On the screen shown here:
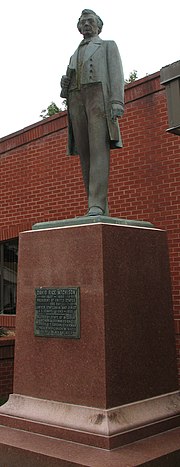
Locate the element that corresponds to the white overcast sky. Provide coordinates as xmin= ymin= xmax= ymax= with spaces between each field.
xmin=0 ymin=0 xmax=179 ymax=138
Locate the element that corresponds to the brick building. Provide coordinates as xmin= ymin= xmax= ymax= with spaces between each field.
xmin=0 ymin=70 xmax=180 ymax=395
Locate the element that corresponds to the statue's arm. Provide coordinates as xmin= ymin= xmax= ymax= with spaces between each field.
xmin=106 ymin=41 xmax=124 ymax=119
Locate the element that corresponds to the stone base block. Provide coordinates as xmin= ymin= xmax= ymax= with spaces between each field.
xmin=0 ymin=219 xmax=179 ymax=460
xmin=0 ymin=392 xmax=179 ymax=449
xmin=0 ymin=424 xmax=179 ymax=467
xmin=12 ymin=222 xmax=178 ymax=410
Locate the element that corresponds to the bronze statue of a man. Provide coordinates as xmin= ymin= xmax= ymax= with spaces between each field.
xmin=61 ymin=9 xmax=124 ymax=216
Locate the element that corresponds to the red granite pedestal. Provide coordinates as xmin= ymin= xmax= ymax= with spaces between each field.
xmin=0 ymin=220 xmax=179 ymax=465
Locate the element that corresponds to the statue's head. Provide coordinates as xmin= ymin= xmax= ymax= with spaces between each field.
xmin=77 ymin=9 xmax=103 ymax=37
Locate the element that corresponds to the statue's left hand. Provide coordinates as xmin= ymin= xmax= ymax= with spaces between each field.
xmin=111 ymin=103 xmax=124 ymax=121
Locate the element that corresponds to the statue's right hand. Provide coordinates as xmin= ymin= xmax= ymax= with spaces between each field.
xmin=60 ymin=75 xmax=70 ymax=89
xmin=60 ymin=75 xmax=70 ymax=98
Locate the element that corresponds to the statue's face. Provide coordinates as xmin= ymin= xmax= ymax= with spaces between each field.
xmin=79 ymin=13 xmax=99 ymax=38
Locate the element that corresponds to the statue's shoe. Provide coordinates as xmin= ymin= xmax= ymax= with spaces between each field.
xmin=86 ymin=206 xmax=105 ymax=216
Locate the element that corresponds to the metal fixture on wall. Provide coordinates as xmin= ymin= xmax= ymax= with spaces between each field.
xmin=160 ymin=60 xmax=180 ymax=136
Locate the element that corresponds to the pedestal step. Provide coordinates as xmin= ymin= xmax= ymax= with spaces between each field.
xmin=0 ymin=425 xmax=179 ymax=467
xmin=0 ymin=392 xmax=180 ymax=449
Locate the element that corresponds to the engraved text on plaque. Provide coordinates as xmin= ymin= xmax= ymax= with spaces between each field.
xmin=35 ymin=287 xmax=80 ymax=338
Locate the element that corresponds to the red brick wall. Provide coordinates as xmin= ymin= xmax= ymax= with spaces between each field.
xmin=0 ymin=339 xmax=14 ymax=398
xmin=0 ymin=71 xmax=180 ymax=385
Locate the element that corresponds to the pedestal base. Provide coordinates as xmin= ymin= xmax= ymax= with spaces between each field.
xmin=0 ymin=425 xmax=179 ymax=467
xmin=0 ymin=219 xmax=179 ymax=463
xmin=0 ymin=392 xmax=179 ymax=449
xmin=12 ymin=222 xmax=179 ymax=408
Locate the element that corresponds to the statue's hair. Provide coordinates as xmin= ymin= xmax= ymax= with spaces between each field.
xmin=77 ymin=9 xmax=103 ymax=34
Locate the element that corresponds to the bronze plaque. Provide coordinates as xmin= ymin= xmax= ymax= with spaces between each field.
xmin=34 ymin=287 xmax=80 ymax=338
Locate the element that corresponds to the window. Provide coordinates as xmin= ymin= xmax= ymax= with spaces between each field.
xmin=0 ymin=239 xmax=18 ymax=314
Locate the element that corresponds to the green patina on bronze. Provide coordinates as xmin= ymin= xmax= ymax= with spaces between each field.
xmin=32 ymin=216 xmax=154 ymax=230
xmin=60 ymin=9 xmax=124 ymax=216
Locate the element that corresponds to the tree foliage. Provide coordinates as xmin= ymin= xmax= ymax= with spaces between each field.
xmin=40 ymin=100 xmax=67 ymax=119
xmin=125 ymin=70 xmax=138 ymax=83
